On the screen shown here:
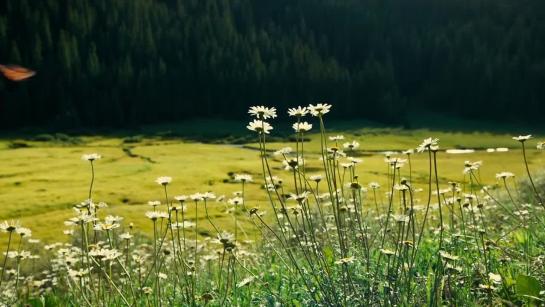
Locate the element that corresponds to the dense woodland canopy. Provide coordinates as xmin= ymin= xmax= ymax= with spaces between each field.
xmin=0 ymin=0 xmax=544 ymax=129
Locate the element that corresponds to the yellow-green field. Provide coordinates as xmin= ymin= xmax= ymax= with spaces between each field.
xmin=0 ymin=126 xmax=543 ymax=247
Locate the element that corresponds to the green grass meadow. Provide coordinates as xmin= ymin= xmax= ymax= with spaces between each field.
xmin=1 ymin=124 xmax=542 ymax=247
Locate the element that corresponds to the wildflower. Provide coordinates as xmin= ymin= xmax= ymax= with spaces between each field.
xmin=266 ymin=176 xmax=283 ymax=186
xmin=292 ymin=121 xmax=312 ymax=133
xmin=335 ymin=256 xmax=355 ymax=265
xmin=495 ymin=172 xmax=515 ymax=179
xmin=326 ymin=148 xmax=346 ymax=159
xmin=228 ymin=197 xmax=244 ymax=206
xmin=403 ymin=149 xmax=414 ymax=155
xmin=234 ymin=174 xmax=253 ymax=183
xmin=273 ymin=147 xmax=292 ymax=156
xmin=16 ymin=227 xmax=31 ymax=237
xmin=64 ymin=212 xmax=97 ymax=226
xmin=386 ymin=157 xmax=407 ymax=165
xmin=341 ymin=163 xmax=352 ymax=169
xmin=202 ymin=192 xmax=216 ymax=200
xmin=0 ymin=220 xmax=19 ymax=232
xmin=512 ymin=135 xmax=532 ymax=142
xmin=369 ymin=182 xmax=380 ymax=189
xmin=343 ymin=141 xmax=360 ymax=150
xmin=93 ymin=222 xmax=120 ymax=231
xmin=308 ymin=103 xmax=332 ymax=116
xmin=217 ymin=231 xmax=236 ymax=249
xmin=289 ymin=191 xmax=310 ymax=202
xmin=169 ymin=204 xmax=186 ymax=212
xmin=105 ymin=215 xmax=123 ymax=224
xmin=349 ymin=182 xmax=362 ymax=190
xmin=488 ymin=272 xmax=502 ymax=284
xmin=158 ymin=272 xmax=168 ymax=280
xmin=119 ymin=233 xmax=133 ymax=240
xmin=145 ymin=211 xmax=168 ymax=221
xmin=463 ymin=160 xmax=482 ymax=174
xmin=309 ymin=174 xmax=323 ymax=182
xmin=247 ymin=120 xmax=273 ymax=134
xmin=329 ymin=135 xmax=344 ymax=141
xmin=148 ymin=200 xmax=161 ymax=207
xmin=81 ymin=153 xmax=101 ymax=161
xmin=155 ymin=176 xmax=172 ymax=186
xmin=89 ymin=248 xmax=121 ymax=261
xmin=7 ymin=250 xmax=31 ymax=260
xmin=190 ymin=193 xmax=204 ymax=202
xmin=248 ymin=106 xmax=277 ymax=119
xmin=287 ymin=106 xmax=308 ymax=117
xmin=174 ymin=195 xmax=188 ymax=202
xmin=282 ymin=157 xmax=304 ymax=170
xmin=68 ymin=268 xmax=90 ymax=279
xmin=347 ymin=157 xmax=362 ymax=164
xmin=383 ymin=151 xmax=397 ymax=158
xmin=417 ymin=137 xmax=439 ymax=152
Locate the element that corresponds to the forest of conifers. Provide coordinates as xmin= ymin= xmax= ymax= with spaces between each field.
xmin=0 ymin=0 xmax=544 ymax=128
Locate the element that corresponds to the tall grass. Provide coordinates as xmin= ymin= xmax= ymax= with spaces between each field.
xmin=0 ymin=105 xmax=544 ymax=306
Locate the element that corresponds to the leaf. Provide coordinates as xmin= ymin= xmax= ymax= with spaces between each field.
xmin=512 ymin=230 xmax=527 ymax=245
xmin=516 ymin=275 xmax=542 ymax=298
xmin=323 ymin=246 xmax=334 ymax=264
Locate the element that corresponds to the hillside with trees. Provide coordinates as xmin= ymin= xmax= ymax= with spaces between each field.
xmin=1 ymin=0 xmax=544 ymax=128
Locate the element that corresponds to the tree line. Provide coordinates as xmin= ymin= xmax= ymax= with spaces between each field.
xmin=0 ymin=0 xmax=544 ymax=129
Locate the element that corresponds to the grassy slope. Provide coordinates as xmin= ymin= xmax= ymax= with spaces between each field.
xmin=0 ymin=122 xmax=543 ymax=247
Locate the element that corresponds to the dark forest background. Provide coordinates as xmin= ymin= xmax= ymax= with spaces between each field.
xmin=1 ymin=0 xmax=544 ymax=129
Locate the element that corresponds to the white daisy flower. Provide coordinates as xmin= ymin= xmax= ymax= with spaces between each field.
xmin=512 ymin=135 xmax=532 ymax=142
xmin=248 ymin=106 xmax=277 ymax=119
xmin=329 ymin=135 xmax=344 ymax=141
xmin=495 ymin=172 xmax=515 ymax=179
xmin=273 ymin=147 xmax=292 ymax=156
xmin=228 ymin=197 xmax=244 ymax=206
xmin=155 ymin=176 xmax=172 ymax=186
xmin=368 ymin=182 xmax=380 ymax=189
xmin=190 ymin=193 xmax=204 ymax=202
xmin=234 ymin=174 xmax=253 ymax=183
xmin=309 ymin=174 xmax=323 ymax=182
xmin=174 ymin=195 xmax=188 ymax=202
xmin=81 ymin=153 xmax=101 ymax=161
xmin=247 ymin=120 xmax=273 ymax=134
xmin=287 ymin=106 xmax=308 ymax=117
xmin=292 ymin=121 xmax=312 ymax=133
xmin=417 ymin=137 xmax=439 ymax=152
xmin=145 ymin=211 xmax=168 ymax=220
xmin=343 ymin=141 xmax=360 ymax=150
xmin=308 ymin=103 xmax=332 ymax=116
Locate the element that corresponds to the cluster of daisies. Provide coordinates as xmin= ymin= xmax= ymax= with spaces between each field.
xmin=0 ymin=104 xmax=543 ymax=305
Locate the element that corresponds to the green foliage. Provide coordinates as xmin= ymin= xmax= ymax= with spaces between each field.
xmin=516 ymin=275 xmax=542 ymax=298
xmin=1 ymin=0 xmax=545 ymax=128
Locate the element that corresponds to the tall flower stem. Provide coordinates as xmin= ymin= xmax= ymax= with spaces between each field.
xmin=0 ymin=231 xmax=13 ymax=288
xmin=521 ymin=142 xmax=544 ymax=208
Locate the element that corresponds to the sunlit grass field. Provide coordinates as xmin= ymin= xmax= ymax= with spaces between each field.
xmin=1 ymin=124 xmax=543 ymax=247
